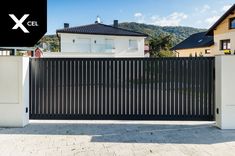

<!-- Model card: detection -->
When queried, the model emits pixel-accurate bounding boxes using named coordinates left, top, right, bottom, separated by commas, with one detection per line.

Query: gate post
left=215, top=55, right=235, bottom=129
left=0, top=56, right=29, bottom=127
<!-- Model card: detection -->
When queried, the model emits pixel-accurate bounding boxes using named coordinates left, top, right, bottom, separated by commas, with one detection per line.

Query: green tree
left=157, top=49, right=176, bottom=58
left=149, top=35, right=175, bottom=57
left=36, top=35, right=60, bottom=52
left=50, top=42, right=60, bottom=52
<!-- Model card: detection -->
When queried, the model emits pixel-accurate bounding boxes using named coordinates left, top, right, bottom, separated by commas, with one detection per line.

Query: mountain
left=39, top=22, right=206, bottom=51
left=118, top=22, right=207, bottom=45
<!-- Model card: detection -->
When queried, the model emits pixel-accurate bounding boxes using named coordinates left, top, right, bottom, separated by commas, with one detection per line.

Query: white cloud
left=211, top=10, right=218, bottom=14
left=201, top=5, right=211, bottom=13
left=222, top=4, right=233, bottom=12
left=195, top=5, right=211, bottom=14
left=134, top=12, right=145, bottom=23
left=199, top=4, right=233, bottom=28
left=134, top=13, right=143, bottom=17
left=205, top=16, right=220, bottom=26
left=150, top=12, right=188, bottom=26
left=196, top=20, right=202, bottom=24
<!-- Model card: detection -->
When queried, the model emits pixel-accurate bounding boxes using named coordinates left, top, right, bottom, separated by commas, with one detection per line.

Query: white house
left=55, top=19, right=148, bottom=58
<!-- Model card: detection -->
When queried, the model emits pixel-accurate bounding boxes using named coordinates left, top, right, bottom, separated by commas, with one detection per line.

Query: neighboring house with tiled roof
left=173, top=4, right=235, bottom=57
left=207, top=4, right=235, bottom=55
left=172, top=32, right=214, bottom=57
left=56, top=18, right=148, bottom=57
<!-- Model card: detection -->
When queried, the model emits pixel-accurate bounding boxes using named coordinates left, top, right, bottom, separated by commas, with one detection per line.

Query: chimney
left=113, top=20, right=118, bottom=28
left=95, top=16, right=101, bottom=24
left=64, top=23, right=69, bottom=29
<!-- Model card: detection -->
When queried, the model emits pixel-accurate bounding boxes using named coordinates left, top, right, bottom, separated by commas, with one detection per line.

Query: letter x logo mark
left=9, top=14, right=30, bottom=33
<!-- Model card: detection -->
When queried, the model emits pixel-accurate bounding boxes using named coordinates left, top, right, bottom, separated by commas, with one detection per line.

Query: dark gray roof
left=57, top=23, right=148, bottom=37
left=172, top=32, right=214, bottom=50
left=206, top=4, right=235, bottom=35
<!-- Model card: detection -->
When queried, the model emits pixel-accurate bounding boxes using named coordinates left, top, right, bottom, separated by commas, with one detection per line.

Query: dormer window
left=230, top=18, right=235, bottom=29
left=198, top=39, right=203, bottom=43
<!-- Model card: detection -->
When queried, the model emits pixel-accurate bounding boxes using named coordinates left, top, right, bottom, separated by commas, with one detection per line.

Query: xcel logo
left=9, top=14, right=39, bottom=33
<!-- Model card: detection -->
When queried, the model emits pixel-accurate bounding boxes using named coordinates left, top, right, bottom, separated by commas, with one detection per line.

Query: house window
left=129, top=40, right=138, bottom=50
left=198, top=39, right=203, bottom=43
left=205, top=49, right=211, bottom=54
left=105, top=39, right=115, bottom=50
left=220, top=40, right=231, bottom=50
left=77, top=38, right=91, bottom=52
left=230, top=18, right=235, bottom=29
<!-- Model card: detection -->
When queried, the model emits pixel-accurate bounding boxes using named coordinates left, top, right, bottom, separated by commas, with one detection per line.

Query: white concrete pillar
left=0, top=57, right=29, bottom=127
left=215, top=55, right=235, bottom=129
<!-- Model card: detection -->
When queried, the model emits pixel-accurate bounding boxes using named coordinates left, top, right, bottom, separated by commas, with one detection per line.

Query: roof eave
left=56, top=23, right=148, bottom=37
left=56, top=31, right=148, bottom=37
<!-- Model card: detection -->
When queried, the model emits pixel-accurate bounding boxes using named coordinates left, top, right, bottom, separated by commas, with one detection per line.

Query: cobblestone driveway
left=0, top=121, right=235, bottom=156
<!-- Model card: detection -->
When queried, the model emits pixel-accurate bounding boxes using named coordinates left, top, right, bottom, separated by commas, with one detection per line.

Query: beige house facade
left=173, top=4, right=235, bottom=57
left=211, top=11, right=235, bottom=55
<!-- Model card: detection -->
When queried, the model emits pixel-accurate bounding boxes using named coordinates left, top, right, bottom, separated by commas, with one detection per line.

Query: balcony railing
left=92, top=44, right=115, bottom=53
left=71, top=43, right=115, bottom=53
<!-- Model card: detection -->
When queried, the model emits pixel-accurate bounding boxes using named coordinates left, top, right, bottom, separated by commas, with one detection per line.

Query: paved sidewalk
left=0, top=121, right=235, bottom=156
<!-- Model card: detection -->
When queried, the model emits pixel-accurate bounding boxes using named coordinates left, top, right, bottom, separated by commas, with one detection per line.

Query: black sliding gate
left=30, top=57, right=215, bottom=121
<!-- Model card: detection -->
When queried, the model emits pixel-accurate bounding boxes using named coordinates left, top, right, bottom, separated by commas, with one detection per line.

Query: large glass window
left=129, top=40, right=138, bottom=50
left=230, top=18, right=235, bottom=29
left=105, top=39, right=115, bottom=50
left=220, top=40, right=231, bottom=50
left=78, top=38, right=91, bottom=52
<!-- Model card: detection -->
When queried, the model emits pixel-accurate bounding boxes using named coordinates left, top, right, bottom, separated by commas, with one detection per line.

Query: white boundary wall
left=43, top=52, right=149, bottom=58
left=215, top=55, right=235, bottom=129
left=0, top=57, right=29, bottom=127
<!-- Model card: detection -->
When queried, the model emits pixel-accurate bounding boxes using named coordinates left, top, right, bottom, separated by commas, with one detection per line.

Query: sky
left=47, top=0, right=234, bottom=34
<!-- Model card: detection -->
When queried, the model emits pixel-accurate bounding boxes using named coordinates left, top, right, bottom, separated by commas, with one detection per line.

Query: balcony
left=73, top=43, right=115, bottom=53
left=92, top=44, right=115, bottom=53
